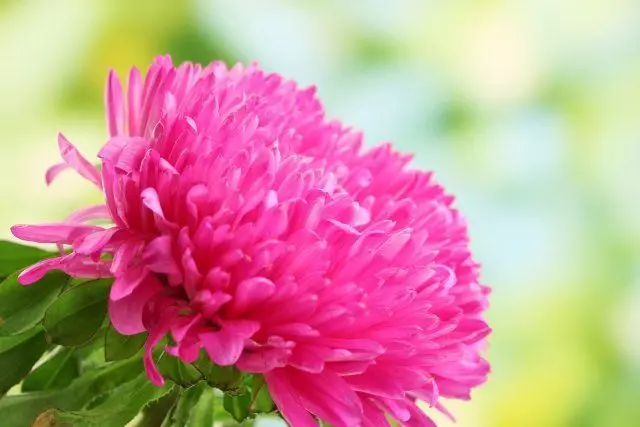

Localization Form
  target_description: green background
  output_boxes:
[1,1,639,426]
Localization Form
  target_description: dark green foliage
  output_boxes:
[0,241,52,278]
[22,347,79,392]
[158,353,203,388]
[43,279,111,346]
[223,391,253,423]
[0,271,67,336]
[54,373,176,427]
[104,323,146,361]
[195,352,244,394]
[0,327,48,397]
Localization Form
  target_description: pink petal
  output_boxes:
[167,335,202,364]
[400,401,437,427]
[109,274,162,335]
[127,67,143,136]
[74,227,120,254]
[12,223,101,244]
[192,290,232,317]
[110,264,147,300]
[45,163,70,185]
[141,187,165,218]
[279,368,364,427]
[226,277,275,316]
[114,138,149,173]
[144,327,167,387]
[170,313,201,342]
[265,370,318,427]
[57,133,102,188]
[97,136,148,173]
[199,320,259,366]
[141,235,181,281]
[66,204,111,223]
[317,338,385,360]
[410,380,440,410]
[379,398,411,423]
[236,347,291,373]
[435,401,455,422]
[60,257,112,278]
[329,360,374,376]
[361,398,391,427]
[270,323,319,338]
[18,256,66,284]
[288,345,325,373]
[98,135,129,163]
[111,240,143,273]
[347,367,416,399]
[17,253,111,284]
[180,247,201,299]
[106,69,125,137]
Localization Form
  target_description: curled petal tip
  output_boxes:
[17,271,35,286]
[10,224,25,237]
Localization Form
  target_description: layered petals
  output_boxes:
[12,55,490,427]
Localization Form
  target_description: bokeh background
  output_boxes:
[1,0,640,426]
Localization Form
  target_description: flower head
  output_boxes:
[12,55,490,427]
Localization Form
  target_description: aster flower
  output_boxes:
[12,55,490,427]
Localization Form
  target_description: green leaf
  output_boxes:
[251,376,275,414]
[22,348,79,392]
[76,328,109,373]
[0,396,68,427]
[161,384,236,427]
[161,383,205,427]
[67,278,95,288]
[158,353,203,388]
[223,391,252,423]
[137,388,180,427]
[0,271,67,336]
[0,357,143,427]
[0,241,52,278]
[253,387,275,414]
[0,327,48,397]
[104,323,146,361]
[43,279,111,346]
[194,352,243,394]
[55,372,175,427]
[188,387,219,427]
[72,355,144,399]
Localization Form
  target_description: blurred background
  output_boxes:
[1,0,639,425]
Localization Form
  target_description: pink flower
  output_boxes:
[12,55,490,427]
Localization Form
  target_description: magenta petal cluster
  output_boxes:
[12,55,490,427]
